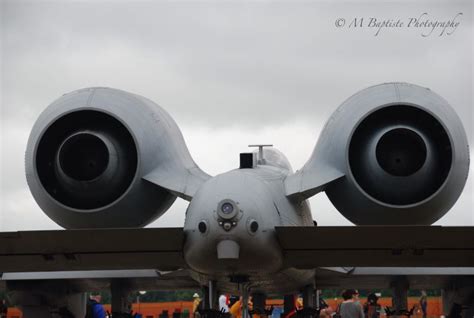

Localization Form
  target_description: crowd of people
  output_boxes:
[192,289,428,318]
[0,290,429,318]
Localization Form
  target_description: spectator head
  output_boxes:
[89,293,102,303]
[367,293,379,304]
[342,289,359,301]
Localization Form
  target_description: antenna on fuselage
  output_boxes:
[248,144,273,165]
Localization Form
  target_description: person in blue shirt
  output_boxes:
[86,293,106,318]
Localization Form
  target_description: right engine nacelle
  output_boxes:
[294,83,470,225]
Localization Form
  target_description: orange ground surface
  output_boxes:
[6,297,443,318]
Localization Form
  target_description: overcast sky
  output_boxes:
[0,0,472,231]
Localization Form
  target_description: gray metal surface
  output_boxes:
[183,162,313,278]
[0,228,185,272]
[2,270,200,293]
[285,83,470,225]
[6,82,472,299]
[1,270,161,280]
[276,226,474,267]
[25,87,210,228]
[341,267,474,275]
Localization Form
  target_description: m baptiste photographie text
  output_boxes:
[335,12,462,37]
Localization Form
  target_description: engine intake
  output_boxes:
[36,110,138,210]
[26,87,206,228]
[292,83,469,225]
[58,132,111,182]
[348,105,452,206]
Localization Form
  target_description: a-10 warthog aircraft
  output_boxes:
[0,82,473,318]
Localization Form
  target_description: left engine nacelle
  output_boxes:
[26,87,199,228]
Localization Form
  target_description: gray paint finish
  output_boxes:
[286,83,470,225]
[25,88,210,228]
[2,82,471,296]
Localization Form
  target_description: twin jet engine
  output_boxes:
[25,83,470,228]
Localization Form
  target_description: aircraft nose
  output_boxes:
[183,171,284,274]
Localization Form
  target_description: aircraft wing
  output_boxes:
[0,228,185,273]
[276,226,474,268]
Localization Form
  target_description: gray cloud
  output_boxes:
[2,1,472,128]
[1,0,472,230]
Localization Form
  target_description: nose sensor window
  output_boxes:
[217,199,239,220]
[221,202,234,215]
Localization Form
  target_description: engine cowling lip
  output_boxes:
[31,106,142,213]
[344,101,455,209]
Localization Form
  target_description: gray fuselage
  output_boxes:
[183,149,315,294]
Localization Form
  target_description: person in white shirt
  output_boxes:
[219,294,229,313]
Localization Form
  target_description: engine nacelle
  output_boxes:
[26,87,207,228]
[289,83,470,225]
